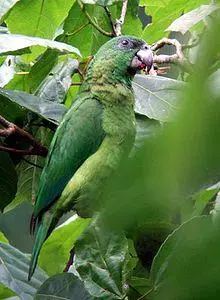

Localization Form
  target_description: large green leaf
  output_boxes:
[133,75,184,121]
[141,0,209,43]
[166,4,220,34]
[74,218,132,299]
[0,242,48,299]
[39,217,90,276]
[0,153,17,212]
[6,0,76,40]
[0,33,81,56]
[0,88,67,124]
[35,273,92,300]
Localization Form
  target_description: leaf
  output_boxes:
[39,217,90,276]
[141,0,209,43]
[0,88,67,124]
[149,216,220,300]
[36,58,79,104]
[27,49,59,94]
[35,273,92,300]
[0,242,48,299]
[0,231,9,244]
[0,152,17,212]
[132,115,160,155]
[6,0,76,40]
[74,218,132,299]
[0,0,20,22]
[133,75,184,121]
[166,4,220,34]
[0,56,16,88]
[5,127,53,212]
[81,0,122,5]
[0,33,81,56]
[0,284,16,299]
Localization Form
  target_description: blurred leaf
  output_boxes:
[166,4,220,34]
[0,153,17,212]
[35,273,92,300]
[0,242,48,299]
[129,276,152,296]
[0,56,16,88]
[0,88,67,124]
[74,218,132,299]
[0,33,81,56]
[133,75,184,121]
[0,284,16,299]
[132,115,160,154]
[39,217,90,276]
[36,58,79,104]
[0,0,19,22]
[149,216,220,300]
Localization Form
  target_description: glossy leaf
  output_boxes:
[0,88,67,124]
[36,58,79,104]
[0,242,48,299]
[35,273,92,300]
[0,56,16,88]
[133,75,184,121]
[0,34,81,56]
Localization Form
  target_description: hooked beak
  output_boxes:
[131,46,154,72]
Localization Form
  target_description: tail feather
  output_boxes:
[28,212,54,280]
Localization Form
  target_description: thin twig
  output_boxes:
[114,0,128,36]
[0,115,48,157]
[77,0,114,37]
[104,6,117,36]
[66,22,90,37]
[137,287,154,300]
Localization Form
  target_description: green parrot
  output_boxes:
[28,35,153,280]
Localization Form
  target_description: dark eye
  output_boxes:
[122,40,129,46]
[119,39,134,49]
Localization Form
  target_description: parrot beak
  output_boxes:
[131,45,154,73]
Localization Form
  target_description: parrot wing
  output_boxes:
[33,96,105,219]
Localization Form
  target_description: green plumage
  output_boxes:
[29,35,153,280]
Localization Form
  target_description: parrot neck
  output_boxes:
[81,57,134,90]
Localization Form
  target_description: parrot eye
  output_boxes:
[118,39,134,49]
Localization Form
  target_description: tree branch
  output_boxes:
[77,0,114,37]
[114,0,128,36]
[0,115,48,157]
[151,38,194,74]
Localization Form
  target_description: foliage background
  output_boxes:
[0,0,220,299]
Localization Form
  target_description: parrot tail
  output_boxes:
[28,212,55,281]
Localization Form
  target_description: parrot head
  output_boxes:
[93,35,154,77]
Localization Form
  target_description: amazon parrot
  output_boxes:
[28,35,153,280]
